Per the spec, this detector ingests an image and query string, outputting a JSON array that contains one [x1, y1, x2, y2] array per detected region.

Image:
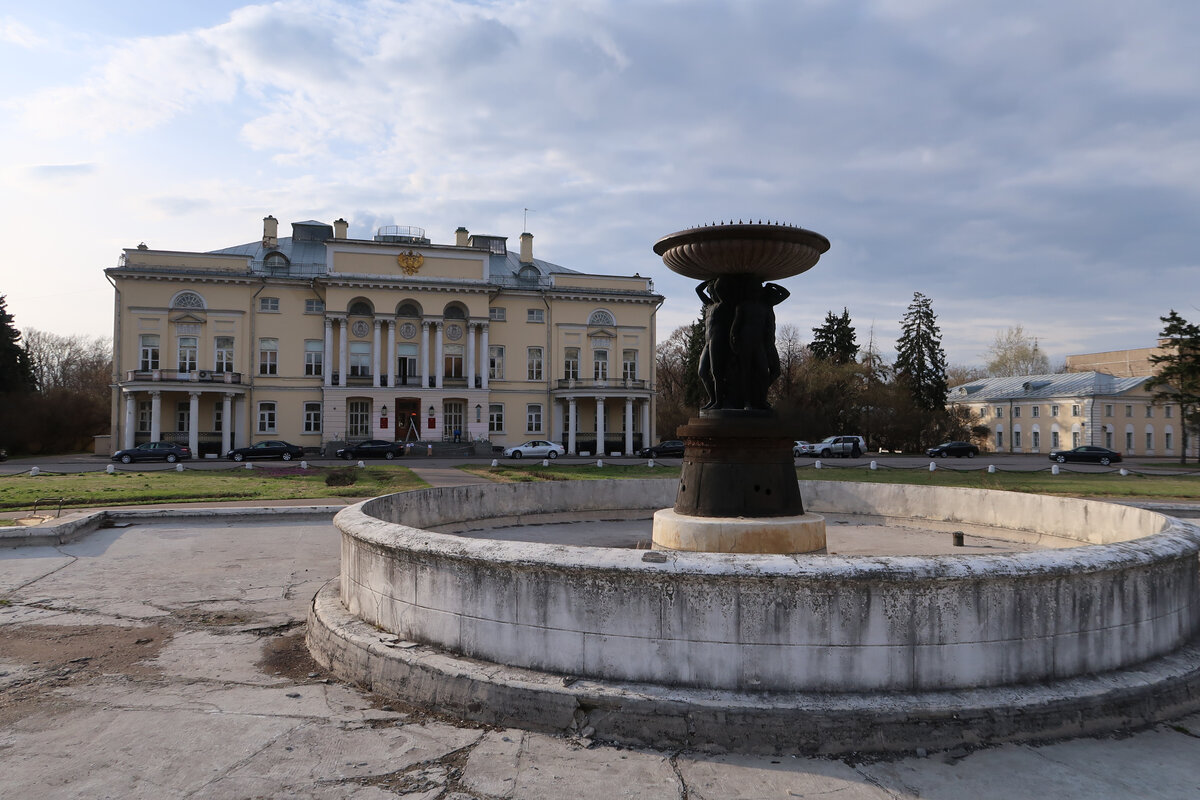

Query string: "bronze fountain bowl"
[[653, 222, 831, 282]]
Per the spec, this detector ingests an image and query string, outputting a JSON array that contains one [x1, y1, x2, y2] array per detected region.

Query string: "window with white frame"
[[489, 307, 506, 321], [527, 308, 544, 323], [527, 347, 543, 380], [593, 349, 609, 381], [214, 337, 234, 372], [348, 400, 370, 437], [258, 338, 278, 375], [564, 348, 580, 380], [397, 345, 418, 385], [1051, 404, 1059, 416], [175, 401, 190, 432], [1013, 406, 1021, 418], [489, 403, 504, 433], [1166, 405, 1174, 418], [304, 340, 323, 376], [305, 299, 324, 313], [258, 401, 277, 433], [1014, 430, 1022, 448], [526, 403, 542, 433], [177, 336, 198, 373], [1125, 404, 1133, 417], [259, 297, 280, 312], [1146, 431, 1154, 450], [140, 335, 160, 371], [1072, 430, 1080, 447], [1125, 430, 1133, 450], [349, 342, 370, 376], [1105, 429, 1113, 449], [996, 430, 1004, 448], [444, 344, 464, 378], [1146, 405, 1154, 418], [588, 309, 615, 326], [1051, 430, 1060, 448], [488, 345, 504, 380], [137, 401, 152, 432], [1031, 406, 1040, 418], [1166, 431, 1174, 450], [995, 406, 1004, 418], [304, 402, 322, 433], [1032, 430, 1040, 449], [1072, 404, 1081, 416], [1104, 404, 1113, 416], [622, 349, 638, 381], [213, 405, 222, 433]]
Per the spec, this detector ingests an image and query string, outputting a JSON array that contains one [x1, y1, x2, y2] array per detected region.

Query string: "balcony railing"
[[125, 369, 243, 384], [555, 378, 647, 390]]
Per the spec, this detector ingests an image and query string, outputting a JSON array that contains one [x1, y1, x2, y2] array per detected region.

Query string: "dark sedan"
[[337, 439, 406, 460], [111, 441, 192, 464], [639, 439, 686, 458], [226, 440, 304, 462], [926, 441, 979, 458], [1048, 446, 1122, 465]]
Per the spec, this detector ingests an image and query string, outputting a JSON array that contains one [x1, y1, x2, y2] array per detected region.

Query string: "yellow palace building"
[[107, 216, 663, 457]]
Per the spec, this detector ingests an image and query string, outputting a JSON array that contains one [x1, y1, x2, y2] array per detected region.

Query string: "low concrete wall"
[[337, 480, 1200, 692]]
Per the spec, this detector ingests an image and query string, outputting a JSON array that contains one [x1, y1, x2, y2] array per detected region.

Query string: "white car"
[[503, 440, 566, 459]]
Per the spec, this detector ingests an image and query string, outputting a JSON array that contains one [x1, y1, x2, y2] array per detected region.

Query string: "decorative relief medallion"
[[351, 320, 370, 338], [397, 250, 424, 275], [446, 323, 463, 341], [399, 322, 417, 340]]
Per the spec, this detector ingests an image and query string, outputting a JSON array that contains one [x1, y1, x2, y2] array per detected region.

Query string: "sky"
[[2, 0, 1199, 369]]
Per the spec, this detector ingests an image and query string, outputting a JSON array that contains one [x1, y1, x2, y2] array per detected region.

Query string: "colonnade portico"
[[121, 386, 247, 454], [561, 394, 653, 456], [322, 316, 490, 389]]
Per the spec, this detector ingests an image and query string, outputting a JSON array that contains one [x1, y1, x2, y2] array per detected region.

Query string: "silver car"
[[815, 435, 866, 458], [503, 440, 566, 459]]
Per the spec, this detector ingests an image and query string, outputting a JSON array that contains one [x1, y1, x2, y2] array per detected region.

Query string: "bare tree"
[[984, 325, 1050, 377]]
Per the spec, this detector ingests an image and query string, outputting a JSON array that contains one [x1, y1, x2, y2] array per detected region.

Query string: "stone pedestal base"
[[652, 508, 826, 554]]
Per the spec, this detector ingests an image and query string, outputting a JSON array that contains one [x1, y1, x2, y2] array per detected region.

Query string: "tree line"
[[0, 295, 112, 455]]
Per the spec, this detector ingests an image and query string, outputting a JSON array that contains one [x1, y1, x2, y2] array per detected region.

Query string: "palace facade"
[[107, 216, 662, 456]]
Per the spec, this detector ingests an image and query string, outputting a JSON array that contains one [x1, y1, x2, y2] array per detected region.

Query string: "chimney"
[[519, 231, 534, 264], [263, 215, 278, 248], [333, 218, 348, 239], [455, 226, 470, 247]]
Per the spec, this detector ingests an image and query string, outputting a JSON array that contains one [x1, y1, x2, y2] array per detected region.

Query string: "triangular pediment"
[[170, 311, 207, 323]]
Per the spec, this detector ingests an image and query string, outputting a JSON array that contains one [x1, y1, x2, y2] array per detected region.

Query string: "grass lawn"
[[458, 463, 682, 482], [0, 465, 427, 511]]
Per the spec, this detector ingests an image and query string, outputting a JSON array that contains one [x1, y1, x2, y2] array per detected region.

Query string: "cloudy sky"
[[2, 0, 1198, 368]]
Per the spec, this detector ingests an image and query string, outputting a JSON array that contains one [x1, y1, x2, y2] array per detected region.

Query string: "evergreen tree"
[[682, 316, 706, 409], [1145, 310, 1200, 463], [809, 307, 858, 364], [0, 295, 35, 393], [894, 292, 947, 413]]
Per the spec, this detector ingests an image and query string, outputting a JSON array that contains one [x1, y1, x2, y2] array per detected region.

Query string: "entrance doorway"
[[394, 398, 420, 442], [443, 400, 464, 442]]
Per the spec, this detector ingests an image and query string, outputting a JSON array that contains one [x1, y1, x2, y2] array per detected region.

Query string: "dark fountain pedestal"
[[649, 221, 830, 554]]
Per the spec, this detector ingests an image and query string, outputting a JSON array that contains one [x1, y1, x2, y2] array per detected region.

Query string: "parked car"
[[1048, 446, 1122, 465], [111, 441, 192, 464], [503, 440, 566, 459], [815, 435, 866, 458], [0, 447, 7, 462], [793, 441, 817, 457], [337, 440, 407, 460], [926, 441, 979, 458], [227, 440, 305, 462], [639, 440, 685, 458]]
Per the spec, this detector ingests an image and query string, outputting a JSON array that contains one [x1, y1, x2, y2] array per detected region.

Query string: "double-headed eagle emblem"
[[397, 250, 424, 275]]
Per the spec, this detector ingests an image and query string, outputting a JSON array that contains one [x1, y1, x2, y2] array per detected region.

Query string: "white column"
[[188, 392, 200, 454], [641, 400, 651, 451], [420, 322, 430, 388], [338, 319, 349, 387], [387, 320, 396, 388], [221, 393, 233, 455], [595, 396, 605, 456], [323, 318, 333, 387], [123, 392, 136, 449], [624, 397, 634, 455], [568, 397, 577, 455], [435, 322, 444, 389], [480, 324, 490, 390], [467, 322, 477, 390], [149, 391, 162, 442], [372, 319, 382, 387]]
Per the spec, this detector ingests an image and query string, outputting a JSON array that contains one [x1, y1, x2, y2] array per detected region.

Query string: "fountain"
[[308, 223, 1200, 756]]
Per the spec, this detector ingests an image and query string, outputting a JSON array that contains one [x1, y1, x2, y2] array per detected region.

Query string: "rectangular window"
[[489, 403, 504, 433], [1126, 431, 1134, 451], [139, 335, 160, 371], [1051, 405, 1059, 417], [488, 345, 504, 380], [1013, 430, 1022, 448], [348, 400, 370, 437], [1145, 405, 1154, 418], [177, 336, 198, 373], [1166, 432, 1174, 450], [1031, 406, 1040, 418], [564, 348, 580, 381], [213, 405, 223, 433], [1125, 405, 1133, 417], [594, 349, 609, 381], [397, 344, 418, 385], [349, 342, 370, 376], [527, 347, 543, 380], [489, 307, 506, 321], [214, 336, 234, 372], [995, 406, 1004, 418], [1032, 430, 1040, 450], [1072, 431, 1081, 447], [304, 402, 322, 433], [1051, 431, 1060, 448], [996, 430, 1004, 448], [1146, 432, 1154, 451], [1166, 405, 1174, 418], [305, 299, 324, 313], [1013, 406, 1021, 418], [259, 297, 280, 312], [1104, 404, 1113, 417], [622, 349, 638, 381], [175, 401, 189, 433], [258, 338, 278, 375], [258, 401, 277, 433], [1105, 430, 1113, 449], [527, 308, 544, 323], [137, 401, 152, 432], [526, 403, 542, 433], [1071, 404, 1081, 416], [304, 340, 323, 376]]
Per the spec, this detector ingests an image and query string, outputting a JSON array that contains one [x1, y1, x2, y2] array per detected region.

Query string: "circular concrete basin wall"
[[334, 480, 1200, 692]]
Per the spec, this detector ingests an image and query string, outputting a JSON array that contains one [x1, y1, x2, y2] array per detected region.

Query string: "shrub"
[[324, 468, 358, 487]]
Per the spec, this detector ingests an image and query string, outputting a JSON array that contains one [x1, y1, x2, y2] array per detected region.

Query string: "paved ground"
[[4, 509, 1200, 798]]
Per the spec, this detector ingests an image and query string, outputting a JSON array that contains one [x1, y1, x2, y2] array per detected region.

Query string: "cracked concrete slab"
[[675, 752, 896, 799]]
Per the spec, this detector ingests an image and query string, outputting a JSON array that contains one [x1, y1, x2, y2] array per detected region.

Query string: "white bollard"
[[29, 467, 39, 476], [869, 460, 877, 470], [357, 460, 366, 468], [176, 463, 184, 472], [106, 464, 115, 474], [245, 463, 253, 469], [491, 459, 499, 467], [542, 459, 549, 467], [596, 459, 604, 468], [1120, 468, 1129, 476], [929, 461, 937, 472], [1051, 464, 1060, 475], [988, 464, 996, 473], [814, 460, 822, 469], [300, 460, 308, 469], [427, 444, 433, 456], [648, 459, 655, 468]]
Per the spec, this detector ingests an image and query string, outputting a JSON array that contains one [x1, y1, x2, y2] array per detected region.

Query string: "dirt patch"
[[257, 629, 324, 682], [171, 608, 254, 627]]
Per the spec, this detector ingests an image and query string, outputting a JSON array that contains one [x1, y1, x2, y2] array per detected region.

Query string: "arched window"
[[518, 265, 540, 281], [348, 300, 373, 316], [588, 309, 615, 327], [264, 252, 289, 272], [171, 291, 205, 309], [443, 305, 466, 320], [397, 302, 420, 318]]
